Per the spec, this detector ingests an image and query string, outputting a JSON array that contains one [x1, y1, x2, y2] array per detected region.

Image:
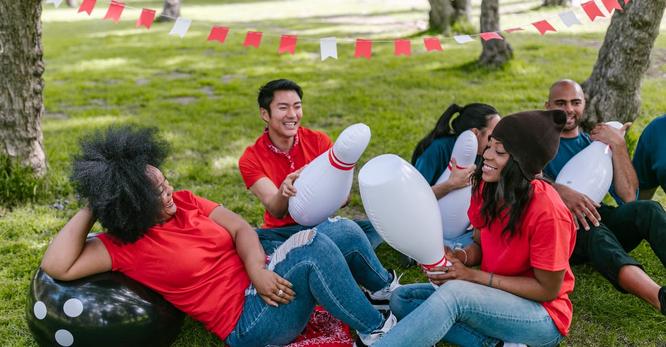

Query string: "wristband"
[[488, 273, 494, 288]]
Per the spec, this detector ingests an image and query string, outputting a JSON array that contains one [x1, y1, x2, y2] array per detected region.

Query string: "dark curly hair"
[[71, 126, 170, 243], [471, 155, 534, 238]]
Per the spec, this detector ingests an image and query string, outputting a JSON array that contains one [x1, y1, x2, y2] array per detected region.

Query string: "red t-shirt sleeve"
[[238, 147, 267, 189], [97, 233, 134, 272], [190, 192, 221, 216], [529, 215, 574, 272]]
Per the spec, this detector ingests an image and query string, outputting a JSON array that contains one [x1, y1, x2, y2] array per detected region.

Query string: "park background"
[[1, 0, 665, 345]]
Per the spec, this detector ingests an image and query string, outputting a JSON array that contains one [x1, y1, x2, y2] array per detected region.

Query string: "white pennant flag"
[[320, 37, 338, 61], [559, 11, 582, 27], [454, 35, 474, 44], [45, 0, 64, 8], [169, 17, 192, 38]]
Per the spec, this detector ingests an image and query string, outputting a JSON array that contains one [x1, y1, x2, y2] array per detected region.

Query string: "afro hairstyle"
[[71, 126, 170, 243]]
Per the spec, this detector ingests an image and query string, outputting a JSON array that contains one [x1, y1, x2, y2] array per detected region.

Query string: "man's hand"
[[279, 167, 304, 198], [555, 183, 601, 231], [248, 267, 295, 307], [590, 122, 631, 150], [446, 158, 476, 190]]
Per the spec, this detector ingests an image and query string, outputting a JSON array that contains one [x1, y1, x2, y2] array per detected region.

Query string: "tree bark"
[[66, 0, 77, 7], [582, 0, 666, 126], [543, 0, 570, 6], [428, 0, 455, 35], [478, 0, 513, 68], [0, 0, 47, 176], [451, 0, 471, 24], [156, 0, 181, 22]]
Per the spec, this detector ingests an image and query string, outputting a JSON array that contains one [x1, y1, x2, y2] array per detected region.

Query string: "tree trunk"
[[451, 0, 471, 24], [66, 0, 77, 7], [156, 0, 181, 22], [428, 0, 455, 35], [582, 0, 666, 127], [543, 0, 570, 6], [478, 0, 513, 68], [0, 0, 47, 176]]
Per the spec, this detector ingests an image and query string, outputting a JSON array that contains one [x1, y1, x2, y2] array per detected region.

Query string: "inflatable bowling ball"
[[26, 268, 184, 347]]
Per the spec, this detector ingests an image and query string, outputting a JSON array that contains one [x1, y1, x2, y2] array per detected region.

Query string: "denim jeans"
[[572, 200, 666, 291], [444, 230, 474, 249], [257, 217, 391, 292], [379, 281, 563, 347], [226, 230, 383, 347]]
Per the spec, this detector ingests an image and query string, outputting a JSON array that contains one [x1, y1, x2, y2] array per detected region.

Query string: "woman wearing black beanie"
[[377, 110, 577, 347]]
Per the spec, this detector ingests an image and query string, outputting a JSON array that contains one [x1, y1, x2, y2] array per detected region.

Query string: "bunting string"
[[44, 0, 629, 60]]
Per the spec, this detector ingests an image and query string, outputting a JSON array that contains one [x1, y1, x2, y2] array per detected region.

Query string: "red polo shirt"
[[239, 127, 333, 228]]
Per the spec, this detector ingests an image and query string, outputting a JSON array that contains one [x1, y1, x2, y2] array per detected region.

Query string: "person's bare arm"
[[41, 207, 112, 281], [590, 122, 638, 203], [552, 183, 601, 231], [248, 169, 302, 219]]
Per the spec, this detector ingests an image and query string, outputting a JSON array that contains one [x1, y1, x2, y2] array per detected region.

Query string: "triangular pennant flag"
[[354, 39, 372, 59], [244, 31, 263, 48], [45, 0, 64, 8], [208, 26, 229, 44], [601, 0, 623, 13], [532, 20, 557, 35], [479, 32, 503, 41], [624, 0, 630, 3], [505, 27, 524, 33], [559, 11, 582, 27], [279, 35, 298, 54], [423, 37, 442, 52], [136, 8, 156, 29], [394, 39, 411, 57], [104, 1, 125, 23], [581, 1, 605, 21], [78, 0, 96, 15], [169, 17, 192, 38], [453, 35, 474, 44], [320, 37, 338, 61]]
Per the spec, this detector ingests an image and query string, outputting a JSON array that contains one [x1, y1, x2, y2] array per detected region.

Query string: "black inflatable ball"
[[26, 268, 184, 347]]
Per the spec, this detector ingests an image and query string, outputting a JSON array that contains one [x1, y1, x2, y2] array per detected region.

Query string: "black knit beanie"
[[491, 110, 567, 179]]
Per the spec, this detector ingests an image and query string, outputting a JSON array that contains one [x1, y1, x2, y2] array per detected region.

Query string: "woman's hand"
[[446, 158, 476, 190], [249, 268, 295, 307], [425, 251, 477, 286]]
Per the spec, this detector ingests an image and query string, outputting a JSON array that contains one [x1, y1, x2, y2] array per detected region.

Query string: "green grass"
[[2, 0, 665, 345]]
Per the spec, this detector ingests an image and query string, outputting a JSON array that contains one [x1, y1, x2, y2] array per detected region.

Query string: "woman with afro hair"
[[40, 126, 395, 347]]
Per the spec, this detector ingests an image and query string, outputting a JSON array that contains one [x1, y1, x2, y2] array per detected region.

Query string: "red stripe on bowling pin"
[[447, 161, 467, 171], [420, 254, 450, 270], [328, 149, 355, 171]]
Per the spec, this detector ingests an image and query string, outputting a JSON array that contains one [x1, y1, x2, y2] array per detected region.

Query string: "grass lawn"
[[2, 0, 665, 345]]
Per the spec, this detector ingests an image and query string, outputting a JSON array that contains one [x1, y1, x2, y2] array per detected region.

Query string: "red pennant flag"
[[78, 0, 96, 15], [208, 26, 230, 44], [394, 39, 411, 57], [136, 8, 156, 29], [423, 37, 442, 52], [104, 1, 124, 22], [581, 1, 605, 21], [479, 32, 503, 41], [279, 35, 298, 54], [532, 20, 557, 35], [244, 31, 263, 48], [354, 39, 372, 60], [505, 27, 524, 33], [601, 0, 623, 13], [624, 0, 630, 3]]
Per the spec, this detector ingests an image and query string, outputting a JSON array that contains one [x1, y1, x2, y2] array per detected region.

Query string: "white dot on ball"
[[33, 301, 47, 320], [55, 329, 74, 346], [63, 298, 83, 318]]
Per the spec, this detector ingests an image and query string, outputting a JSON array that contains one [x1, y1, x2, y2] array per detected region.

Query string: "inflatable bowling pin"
[[359, 154, 451, 271], [555, 121, 624, 204], [289, 123, 371, 226], [434, 130, 477, 240]]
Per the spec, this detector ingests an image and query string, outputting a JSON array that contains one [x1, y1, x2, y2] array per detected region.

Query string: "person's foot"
[[364, 270, 402, 311], [354, 311, 397, 346], [659, 286, 666, 316]]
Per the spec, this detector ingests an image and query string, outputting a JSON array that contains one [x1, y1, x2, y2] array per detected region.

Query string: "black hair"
[[71, 126, 170, 244], [411, 103, 499, 164], [471, 153, 534, 238], [257, 79, 303, 115]]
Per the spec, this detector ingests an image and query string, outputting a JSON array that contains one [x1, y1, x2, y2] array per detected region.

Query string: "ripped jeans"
[[226, 230, 384, 347], [258, 217, 391, 292]]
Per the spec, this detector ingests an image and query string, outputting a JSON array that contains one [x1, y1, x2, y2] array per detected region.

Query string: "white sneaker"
[[503, 342, 527, 347], [354, 311, 397, 346], [364, 270, 402, 310]]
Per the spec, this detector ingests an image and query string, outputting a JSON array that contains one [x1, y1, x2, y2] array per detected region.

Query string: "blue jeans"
[[258, 217, 390, 292], [379, 281, 564, 347], [226, 230, 383, 347], [444, 230, 474, 250]]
